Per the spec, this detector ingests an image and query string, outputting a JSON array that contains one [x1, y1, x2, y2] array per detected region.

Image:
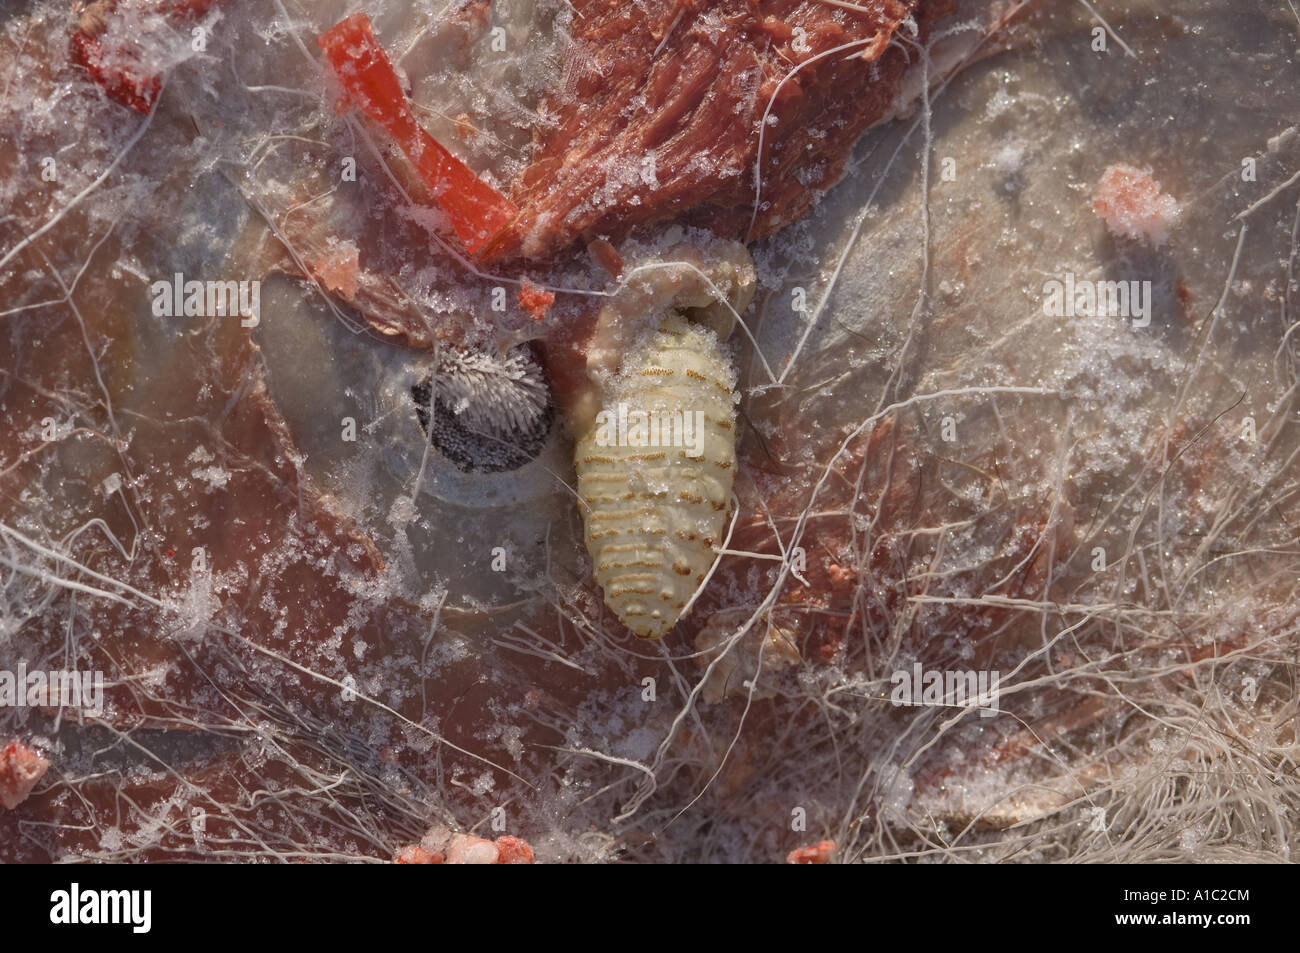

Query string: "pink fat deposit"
[[1093, 163, 1180, 246]]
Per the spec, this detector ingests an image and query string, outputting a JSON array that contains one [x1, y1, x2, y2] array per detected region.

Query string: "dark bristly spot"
[[412, 343, 554, 473]]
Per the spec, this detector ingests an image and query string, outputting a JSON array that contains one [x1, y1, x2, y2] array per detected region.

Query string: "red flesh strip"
[[69, 31, 160, 115], [501, 0, 936, 258], [70, 0, 223, 115], [317, 14, 517, 257]]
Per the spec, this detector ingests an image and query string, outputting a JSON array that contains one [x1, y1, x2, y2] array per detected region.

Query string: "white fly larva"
[[576, 312, 739, 639]]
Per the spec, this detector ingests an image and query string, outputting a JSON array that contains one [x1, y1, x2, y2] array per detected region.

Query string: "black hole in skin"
[[411, 369, 554, 474]]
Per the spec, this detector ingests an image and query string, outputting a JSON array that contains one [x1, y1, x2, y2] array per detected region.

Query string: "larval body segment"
[[577, 313, 737, 639]]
